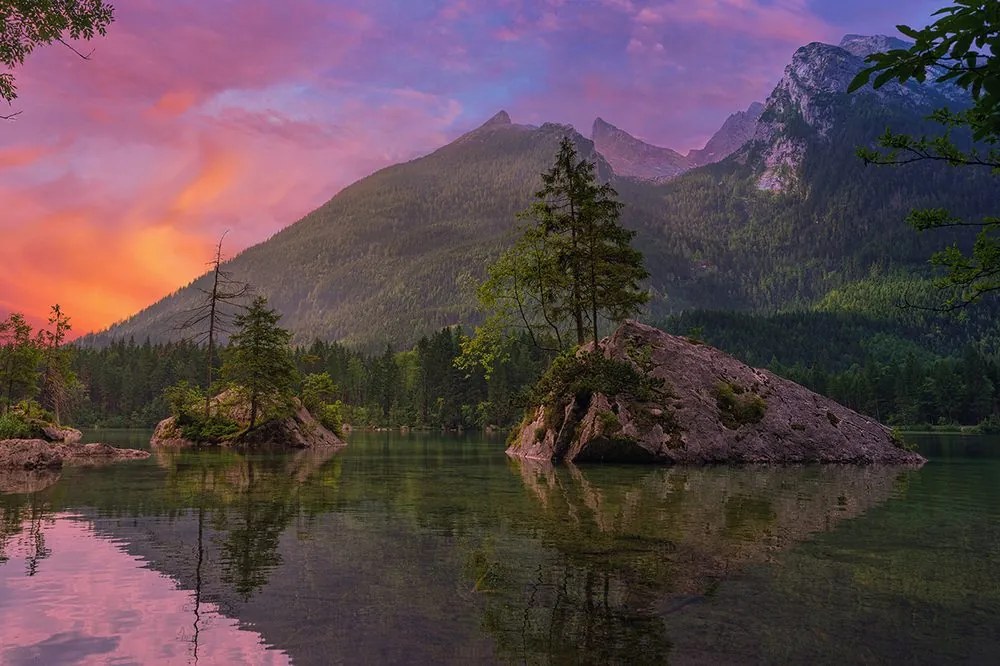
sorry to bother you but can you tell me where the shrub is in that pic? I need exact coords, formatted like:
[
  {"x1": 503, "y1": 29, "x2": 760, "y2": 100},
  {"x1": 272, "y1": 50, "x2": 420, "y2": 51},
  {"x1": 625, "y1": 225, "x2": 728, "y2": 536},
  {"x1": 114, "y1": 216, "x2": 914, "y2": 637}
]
[
  {"x1": 179, "y1": 415, "x2": 242, "y2": 444},
  {"x1": 891, "y1": 426, "x2": 917, "y2": 451},
  {"x1": 164, "y1": 381, "x2": 205, "y2": 420},
  {"x1": 976, "y1": 413, "x2": 1000, "y2": 434},
  {"x1": 531, "y1": 350, "x2": 664, "y2": 405},
  {"x1": 598, "y1": 410, "x2": 621, "y2": 434},
  {"x1": 714, "y1": 381, "x2": 767, "y2": 429},
  {"x1": 319, "y1": 402, "x2": 344, "y2": 436},
  {"x1": 0, "y1": 412, "x2": 32, "y2": 439}
]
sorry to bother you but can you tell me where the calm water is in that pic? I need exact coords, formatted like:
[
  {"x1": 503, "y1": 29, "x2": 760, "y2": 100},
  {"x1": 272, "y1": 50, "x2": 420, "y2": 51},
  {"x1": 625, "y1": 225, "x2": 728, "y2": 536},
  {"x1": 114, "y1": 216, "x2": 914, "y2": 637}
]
[{"x1": 1, "y1": 431, "x2": 998, "y2": 665}]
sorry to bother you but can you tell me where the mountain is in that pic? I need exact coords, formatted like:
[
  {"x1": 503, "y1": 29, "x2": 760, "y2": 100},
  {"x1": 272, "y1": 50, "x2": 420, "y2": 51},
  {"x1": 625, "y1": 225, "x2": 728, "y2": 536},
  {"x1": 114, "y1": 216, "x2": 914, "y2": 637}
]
[
  {"x1": 592, "y1": 103, "x2": 763, "y2": 181},
  {"x1": 748, "y1": 34, "x2": 963, "y2": 191},
  {"x1": 686, "y1": 102, "x2": 763, "y2": 167},
  {"x1": 88, "y1": 35, "x2": 994, "y2": 349},
  {"x1": 91, "y1": 114, "x2": 614, "y2": 347},
  {"x1": 591, "y1": 117, "x2": 690, "y2": 181}
]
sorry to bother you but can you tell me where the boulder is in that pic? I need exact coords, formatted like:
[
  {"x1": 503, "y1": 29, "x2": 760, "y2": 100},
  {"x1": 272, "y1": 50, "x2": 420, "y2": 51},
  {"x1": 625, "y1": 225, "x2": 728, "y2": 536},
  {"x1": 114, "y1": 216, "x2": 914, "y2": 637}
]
[
  {"x1": 41, "y1": 424, "x2": 83, "y2": 444},
  {"x1": 509, "y1": 320, "x2": 925, "y2": 465},
  {"x1": 0, "y1": 439, "x2": 150, "y2": 471},
  {"x1": 0, "y1": 439, "x2": 64, "y2": 470}
]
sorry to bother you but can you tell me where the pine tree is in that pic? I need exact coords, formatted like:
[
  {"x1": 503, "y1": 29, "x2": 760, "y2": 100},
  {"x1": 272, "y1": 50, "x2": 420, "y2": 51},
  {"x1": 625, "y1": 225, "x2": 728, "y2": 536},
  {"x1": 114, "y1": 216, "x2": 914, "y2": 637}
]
[
  {"x1": 38, "y1": 305, "x2": 73, "y2": 425},
  {"x1": 462, "y1": 137, "x2": 650, "y2": 374},
  {"x1": 222, "y1": 297, "x2": 296, "y2": 429},
  {"x1": 0, "y1": 313, "x2": 40, "y2": 413}
]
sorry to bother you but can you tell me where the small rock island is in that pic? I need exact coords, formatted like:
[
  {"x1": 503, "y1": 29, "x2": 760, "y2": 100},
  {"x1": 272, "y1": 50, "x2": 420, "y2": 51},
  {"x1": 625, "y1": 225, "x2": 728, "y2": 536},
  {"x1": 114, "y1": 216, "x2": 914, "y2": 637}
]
[
  {"x1": 151, "y1": 390, "x2": 346, "y2": 450},
  {"x1": 509, "y1": 321, "x2": 925, "y2": 465}
]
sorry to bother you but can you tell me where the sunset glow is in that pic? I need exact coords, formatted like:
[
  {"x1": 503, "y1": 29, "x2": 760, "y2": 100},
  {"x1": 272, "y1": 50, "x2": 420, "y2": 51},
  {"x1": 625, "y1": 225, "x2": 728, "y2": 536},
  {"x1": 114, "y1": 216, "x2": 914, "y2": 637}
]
[{"x1": 1, "y1": 0, "x2": 942, "y2": 336}]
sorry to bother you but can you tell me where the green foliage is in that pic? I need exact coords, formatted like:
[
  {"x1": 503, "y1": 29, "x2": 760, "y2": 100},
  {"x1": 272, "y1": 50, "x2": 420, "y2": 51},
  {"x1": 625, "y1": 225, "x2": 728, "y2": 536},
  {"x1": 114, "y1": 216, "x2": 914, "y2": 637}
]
[
  {"x1": 37, "y1": 304, "x2": 75, "y2": 425},
  {"x1": 977, "y1": 412, "x2": 1000, "y2": 433},
  {"x1": 0, "y1": 411, "x2": 31, "y2": 439},
  {"x1": 0, "y1": 0, "x2": 115, "y2": 105},
  {"x1": 597, "y1": 410, "x2": 621, "y2": 434},
  {"x1": 318, "y1": 402, "x2": 344, "y2": 436},
  {"x1": 300, "y1": 372, "x2": 338, "y2": 413},
  {"x1": 164, "y1": 380, "x2": 204, "y2": 420},
  {"x1": 714, "y1": 381, "x2": 767, "y2": 429},
  {"x1": 890, "y1": 426, "x2": 918, "y2": 452},
  {"x1": 850, "y1": 1, "x2": 1000, "y2": 141},
  {"x1": 222, "y1": 297, "x2": 297, "y2": 429},
  {"x1": 0, "y1": 312, "x2": 41, "y2": 413},
  {"x1": 179, "y1": 414, "x2": 242, "y2": 444},
  {"x1": 531, "y1": 351, "x2": 662, "y2": 405},
  {"x1": 850, "y1": 0, "x2": 1000, "y2": 308},
  {"x1": 464, "y1": 136, "x2": 650, "y2": 372}
]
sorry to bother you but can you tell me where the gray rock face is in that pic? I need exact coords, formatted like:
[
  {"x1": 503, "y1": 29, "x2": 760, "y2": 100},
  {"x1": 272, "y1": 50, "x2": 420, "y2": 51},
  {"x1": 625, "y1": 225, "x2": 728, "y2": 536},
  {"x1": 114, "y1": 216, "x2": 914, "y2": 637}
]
[
  {"x1": 838, "y1": 34, "x2": 910, "y2": 58},
  {"x1": 508, "y1": 321, "x2": 925, "y2": 465},
  {"x1": 748, "y1": 34, "x2": 964, "y2": 191},
  {"x1": 592, "y1": 117, "x2": 690, "y2": 181},
  {"x1": 687, "y1": 102, "x2": 764, "y2": 167},
  {"x1": 591, "y1": 104, "x2": 764, "y2": 182}
]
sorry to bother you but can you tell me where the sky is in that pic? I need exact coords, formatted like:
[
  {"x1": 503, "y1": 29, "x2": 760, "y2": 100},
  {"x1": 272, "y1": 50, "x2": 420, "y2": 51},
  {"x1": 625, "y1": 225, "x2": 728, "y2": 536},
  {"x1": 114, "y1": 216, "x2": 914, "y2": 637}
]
[{"x1": 1, "y1": 0, "x2": 944, "y2": 336}]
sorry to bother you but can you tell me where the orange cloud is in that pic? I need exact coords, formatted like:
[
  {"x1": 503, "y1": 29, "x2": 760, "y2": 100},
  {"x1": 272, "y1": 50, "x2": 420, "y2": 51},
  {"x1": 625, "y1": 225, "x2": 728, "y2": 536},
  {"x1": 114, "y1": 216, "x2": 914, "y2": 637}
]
[
  {"x1": 148, "y1": 90, "x2": 200, "y2": 119},
  {"x1": 0, "y1": 145, "x2": 50, "y2": 169},
  {"x1": 172, "y1": 146, "x2": 241, "y2": 214},
  {"x1": 0, "y1": 209, "x2": 212, "y2": 337}
]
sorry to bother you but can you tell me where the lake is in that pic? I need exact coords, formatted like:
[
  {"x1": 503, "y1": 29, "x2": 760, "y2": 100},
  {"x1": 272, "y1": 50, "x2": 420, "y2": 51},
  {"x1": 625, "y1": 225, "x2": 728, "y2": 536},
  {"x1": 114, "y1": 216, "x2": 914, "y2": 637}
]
[{"x1": 1, "y1": 431, "x2": 998, "y2": 664}]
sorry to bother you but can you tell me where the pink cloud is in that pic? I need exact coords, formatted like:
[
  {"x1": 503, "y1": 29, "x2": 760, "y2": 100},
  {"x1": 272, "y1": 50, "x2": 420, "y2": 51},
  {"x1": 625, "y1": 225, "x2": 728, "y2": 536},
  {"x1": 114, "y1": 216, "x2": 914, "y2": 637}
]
[{"x1": 0, "y1": 0, "x2": 929, "y2": 333}]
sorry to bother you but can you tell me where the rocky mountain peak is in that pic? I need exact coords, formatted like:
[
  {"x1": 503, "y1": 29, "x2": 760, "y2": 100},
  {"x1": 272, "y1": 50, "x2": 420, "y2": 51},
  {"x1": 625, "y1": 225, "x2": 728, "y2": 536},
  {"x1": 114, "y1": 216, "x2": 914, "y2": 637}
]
[
  {"x1": 591, "y1": 118, "x2": 689, "y2": 182},
  {"x1": 481, "y1": 109, "x2": 512, "y2": 127},
  {"x1": 750, "y1": 34, "x2": 961, "y2": 191},
  {"x1": 687, "y1": 101, "x2": 764, "y2": 167},
  {"x1": 839, "y1": 34, "x2": 911, "y2": 58}
]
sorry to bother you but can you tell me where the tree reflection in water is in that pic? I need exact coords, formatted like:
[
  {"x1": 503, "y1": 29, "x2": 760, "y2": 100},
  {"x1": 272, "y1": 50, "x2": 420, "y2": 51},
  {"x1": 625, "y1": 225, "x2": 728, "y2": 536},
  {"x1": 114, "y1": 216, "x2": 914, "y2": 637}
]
[{"x1": 474, "y1": 459, "x2": 912, "y2": 664}]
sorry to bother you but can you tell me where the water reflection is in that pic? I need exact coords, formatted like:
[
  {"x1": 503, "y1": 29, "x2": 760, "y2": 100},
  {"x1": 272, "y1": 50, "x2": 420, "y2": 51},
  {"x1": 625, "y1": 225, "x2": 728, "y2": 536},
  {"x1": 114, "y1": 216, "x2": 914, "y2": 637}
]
[
  {"x1": 0, "y1": 468, "x2": 62, "y2": 495},
  {"x1": 0, "y1": 433, "x2": 993, "y2": 664},
  {"x1": 0, "y1": 516, "x2": 290, "y2": 665},
  {"x1": 478, "y1": 460, "x2": 914, "y2": 664}
]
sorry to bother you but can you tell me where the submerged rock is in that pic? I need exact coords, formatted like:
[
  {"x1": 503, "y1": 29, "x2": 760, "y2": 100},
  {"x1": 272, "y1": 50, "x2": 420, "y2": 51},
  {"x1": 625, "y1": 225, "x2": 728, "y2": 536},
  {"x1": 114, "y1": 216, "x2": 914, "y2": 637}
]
[
  {"x1": 509, "y1": 320, "x2": 925, "y2": 465},
  {"x1": 0, "y1": 439, "x2": 150, "y2": 493}
]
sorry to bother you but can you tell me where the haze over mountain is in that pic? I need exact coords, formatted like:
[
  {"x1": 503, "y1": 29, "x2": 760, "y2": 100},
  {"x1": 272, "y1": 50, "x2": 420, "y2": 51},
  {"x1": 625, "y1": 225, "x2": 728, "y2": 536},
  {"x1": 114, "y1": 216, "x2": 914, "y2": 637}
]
[
  {"x1": 87, "y1": 34, "x2": 992, "y2": 349},
  {"x1": 591, "y1": 118, "x2": 691, "y2": 181},
  {"x1": 593, "y1": 103, "x2": 764, "y2": 181}
]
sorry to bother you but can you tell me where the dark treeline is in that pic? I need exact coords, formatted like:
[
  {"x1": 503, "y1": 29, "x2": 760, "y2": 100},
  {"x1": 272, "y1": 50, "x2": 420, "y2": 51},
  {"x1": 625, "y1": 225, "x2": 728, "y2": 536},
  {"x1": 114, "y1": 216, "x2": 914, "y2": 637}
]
[
  {"x1": 664, "y1": 309, "x2": 1000, "y2": 431},
  {"x1": 70, "y1": 308, "x2": 1000, "y2": 431},
  {"x1": 72, "y1": 328, "x2": 549, "y2": 430}
]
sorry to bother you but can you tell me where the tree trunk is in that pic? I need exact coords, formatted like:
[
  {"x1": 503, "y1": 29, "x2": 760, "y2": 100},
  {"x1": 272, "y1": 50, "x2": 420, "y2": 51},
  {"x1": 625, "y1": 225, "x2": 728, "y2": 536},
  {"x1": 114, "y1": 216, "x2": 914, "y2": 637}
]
[{"x1": 205, "y1": 244, "x2": 223, "y2": 419}]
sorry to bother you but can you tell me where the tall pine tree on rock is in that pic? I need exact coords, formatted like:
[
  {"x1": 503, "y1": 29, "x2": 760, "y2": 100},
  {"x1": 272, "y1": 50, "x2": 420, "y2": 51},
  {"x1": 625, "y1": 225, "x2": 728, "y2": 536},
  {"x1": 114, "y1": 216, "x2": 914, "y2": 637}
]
[
  {"x1": 222, "y1": 297, "x2": 296, "y2": 429},
  {"x1": 463, "y1": 137, "x2": 649, "y2": 374}
]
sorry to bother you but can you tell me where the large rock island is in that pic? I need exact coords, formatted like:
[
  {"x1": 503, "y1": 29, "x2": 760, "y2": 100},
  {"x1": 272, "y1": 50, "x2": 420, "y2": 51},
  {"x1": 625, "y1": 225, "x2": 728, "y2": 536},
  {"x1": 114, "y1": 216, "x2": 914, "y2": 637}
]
[{"x1": 509, "y1": 321, "x2": 924, "y2": 465}]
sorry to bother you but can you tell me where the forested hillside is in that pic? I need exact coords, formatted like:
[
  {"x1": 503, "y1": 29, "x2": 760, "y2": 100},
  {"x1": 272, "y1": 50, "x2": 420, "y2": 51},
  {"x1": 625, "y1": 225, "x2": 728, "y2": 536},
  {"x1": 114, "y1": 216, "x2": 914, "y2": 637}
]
[{"x1": 87, "y1": 35, "x2": 996, "y2": 349}]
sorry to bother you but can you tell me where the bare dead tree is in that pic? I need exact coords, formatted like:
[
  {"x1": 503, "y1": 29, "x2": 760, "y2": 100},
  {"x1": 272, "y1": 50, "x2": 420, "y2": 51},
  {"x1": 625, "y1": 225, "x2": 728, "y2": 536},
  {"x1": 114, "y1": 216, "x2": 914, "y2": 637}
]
[{"x1": 175, "y1": 232, "x2": 250, "y2": 418}]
